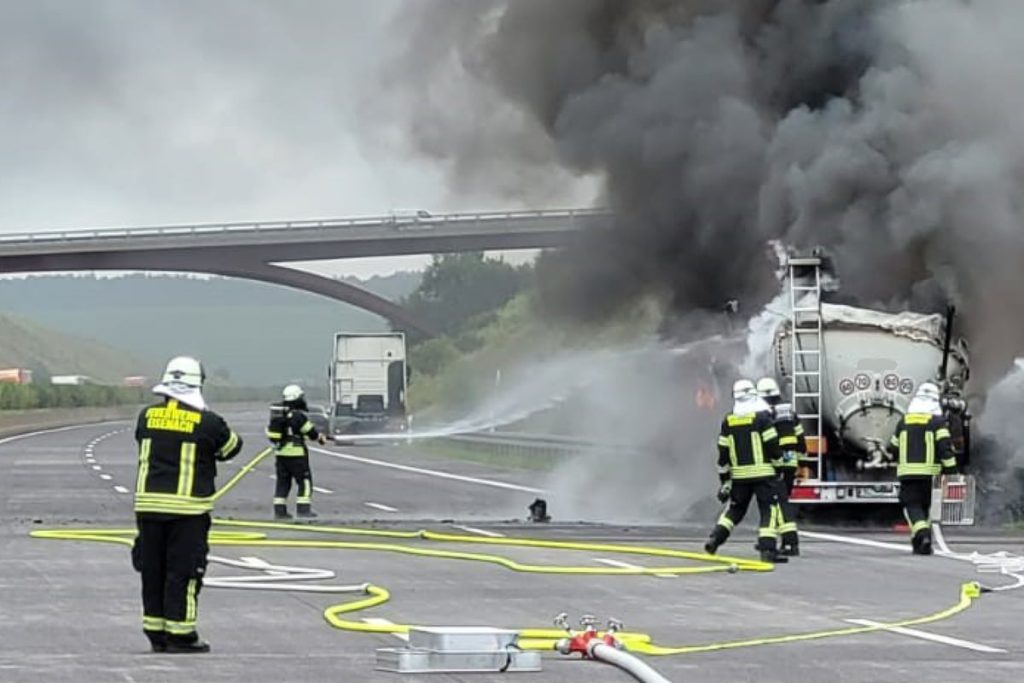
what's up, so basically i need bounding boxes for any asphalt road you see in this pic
[1,409,1022,683]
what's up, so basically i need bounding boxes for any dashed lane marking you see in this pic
[364,502,398,513]
[595,558,676,579]
[450,525,505,538]
[113,486,129,494]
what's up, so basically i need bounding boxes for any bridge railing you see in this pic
[0,208,611,246]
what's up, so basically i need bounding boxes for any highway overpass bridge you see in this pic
[0,209,612,335]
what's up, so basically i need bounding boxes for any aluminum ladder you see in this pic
[788,256,824,481]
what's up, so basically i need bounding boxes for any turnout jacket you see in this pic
[266,404,321,457]
[134,399,242,515]
[890,412,957,479]
[717,411,782,482]
[772,403,806,469]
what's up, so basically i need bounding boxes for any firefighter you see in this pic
[757,377,805,556]
[889,382,958,555]
[267,384,326,519]
[133,356,243,653]
[704,379,788,564]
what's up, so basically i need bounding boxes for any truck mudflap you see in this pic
[931,474,976,526]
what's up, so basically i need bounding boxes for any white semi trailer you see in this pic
[771,254,974,521]
[328,332,408,438]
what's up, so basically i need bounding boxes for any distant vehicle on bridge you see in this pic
[387,209,434,230]
[122,376,148,388]
[0,368,33,384]
[328,332,408,439]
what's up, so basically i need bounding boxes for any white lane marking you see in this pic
[0,422,127,447]
[100,474,112,481]
[313,447,544,494]
[594,558,675,579]
[114,486,129,494]
[361,617,409,642]
[91,465,102,471]
[313,486,333,495]
[451,525,505,538]
[844,619,1006,653]
[364,502,398,513]
[801,530,908,552]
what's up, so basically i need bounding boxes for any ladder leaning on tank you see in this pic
[787,255,825,485]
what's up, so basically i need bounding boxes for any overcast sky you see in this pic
[0,1,591,277]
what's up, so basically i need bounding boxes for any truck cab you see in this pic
[328,333,408,439]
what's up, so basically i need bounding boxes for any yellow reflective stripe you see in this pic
[779,522,798,534]
[941,457,957,469]
[177,442,196,497]
[717,436,730,447]
[717,464,731,474]
[898,464,940,476]
[165,620,196,635]
[218,431,239,456]
[761,427,778,442]
[266,430,283,439]
[300,421,314,435]
[899,432,907,460]
[910,520,930,534]
[716,515,735,531]
[752,433,764,466]
[890,434,900,447]
[779,435,798,447]
[935,428,951,441]
[925,431,935,465]
[727,415,754,427]
[297,479,312,504]
[136,439,151,494]
[794,424,805,436]
[727,435,737,468]
[758,527,776,538]
[906,413,931,425]
[731,464,777,479]
[142,615,165,630]
[134,492,214,514]
[186,579,198,623]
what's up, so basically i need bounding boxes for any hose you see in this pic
[589,642,672,683]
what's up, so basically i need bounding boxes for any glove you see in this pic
[317,433,328,445]
[717,480,733,503]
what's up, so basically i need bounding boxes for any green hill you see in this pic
[0,313,147,383]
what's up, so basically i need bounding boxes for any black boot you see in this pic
[760,548,789,564]
[273,504,292,520]
[704,526,728,555]
[296,503,318,518]
[145,631,167,653]
[780,540,800,557]
[165,635,211,654]
[913,533,933,556]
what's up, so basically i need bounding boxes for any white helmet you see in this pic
[756,377,781,399]
[160,356,204,388]
[282,384,304,402]
[732,379,757,401]
[915,382,941,402]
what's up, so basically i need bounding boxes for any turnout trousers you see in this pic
[709,478,779,553]
[773,468,799,549]
[134,513,211,647]
[274,455,313,506]
[899,476,933,549]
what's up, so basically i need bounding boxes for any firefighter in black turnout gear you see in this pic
[267,384,326,519]
[889,382,958,555]
[704,379,788,564]
[758,377,805,556]
[133,356,243,653]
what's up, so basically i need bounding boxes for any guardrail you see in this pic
[0,208,612,245]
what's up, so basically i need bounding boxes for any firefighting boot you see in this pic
[145,631,167,653]
[912,531,933,556]
[273,504,292,520]
[296,503,318,518]
[780,543,800,557]
[704,526,728,555]
[165,634,211,654]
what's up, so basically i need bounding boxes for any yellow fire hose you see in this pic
[29,445,988,657]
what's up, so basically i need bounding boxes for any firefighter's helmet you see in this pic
[282,384,304,402]
[756,377,781,399]
[916,382,941,402]
[160,356,205,388]
[732,379,757,400]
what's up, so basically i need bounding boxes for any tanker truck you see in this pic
[770,253,974,520]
